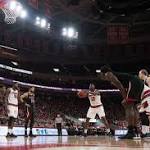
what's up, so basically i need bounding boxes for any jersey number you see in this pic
[14,93,18,98]
[91,96,95,101]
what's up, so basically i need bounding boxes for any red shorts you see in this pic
[126,98,136,104]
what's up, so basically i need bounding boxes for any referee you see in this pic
[55,114,63,136]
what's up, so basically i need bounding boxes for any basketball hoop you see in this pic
[0,0,20,24]
[1,7,17,24]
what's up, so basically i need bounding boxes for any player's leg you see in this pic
[7,106,17,138]
[29,107,36,137]
[57,123,62,136]
[126,104,135,132]
[25,106,30,137]
[148,115,150,127]
[133,105,141,139]
[145,99,150,136]
[84,117,90,136]
[140,98,150,137]
[97,107,110,133]
[140,112,149,137]
[84,107,96,136]
[7,116,14,137]
[147,116,150,136]
[101,117,110,129]
[146,100,150,134]
[12,106,18,137]
[7,105,12,137]
[120,103,137,139]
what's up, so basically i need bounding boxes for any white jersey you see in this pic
[8,88,18,105]
[88,90,102,106]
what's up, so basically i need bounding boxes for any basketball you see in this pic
[77,90,87,98]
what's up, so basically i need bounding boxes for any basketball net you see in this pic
[0,0,20,24]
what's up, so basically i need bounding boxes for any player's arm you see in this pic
[106,72,127,99]
[4,88,10,111]
[18,89,21,102]
[4,88,10,105]
[54,118,57,128]
[20,92,28,103]
[1,86,6,101]
[94,90,100,95]
[61,118,64,127]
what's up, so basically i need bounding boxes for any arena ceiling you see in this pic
[1,0,150,41]
[49,0,150,39]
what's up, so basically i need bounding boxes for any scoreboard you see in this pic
[107,24,129,45]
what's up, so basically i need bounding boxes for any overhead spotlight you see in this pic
[62,28,67,36]
[20,10,27,18]
[9,1,17,10]
[68,27,74,38]
[74,32,78,39]
[9,1,23,14]
[47,23,51,29]
[62,27,78,39]
[35,16,40,25]
[9,1,27,19]
[36,16,40,20]
[53,68,60,72]
[11,61,18,66]
[35,17,50,30]
[16,4,22,14]
[41,19,47,28]
[96,69,101,73]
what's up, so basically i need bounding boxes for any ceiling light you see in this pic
[11,61,18,66]
[68,27,74,38]
[41,19,47,28]
[96,69,101,73]
[9,1,17,10]
[20,10,27,18]
[53,68,60,72]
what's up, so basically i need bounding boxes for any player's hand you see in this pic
[20,99,24,103]
[121,99,127,107]
[77,90,87,98]
[25,104,31,107]
[137,104,141,110]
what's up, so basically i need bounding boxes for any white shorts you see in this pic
[139,86,150,115]
[139,97,150,115]
[87,106,105,119]
[7,105,18,118]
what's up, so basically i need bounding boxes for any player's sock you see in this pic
[133,127,141,139]
[29,129,32,135]
[29,129,36,137]
[128,126,134,134]
[25,129,27,136]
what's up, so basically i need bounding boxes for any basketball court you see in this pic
[0,136,150,150]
